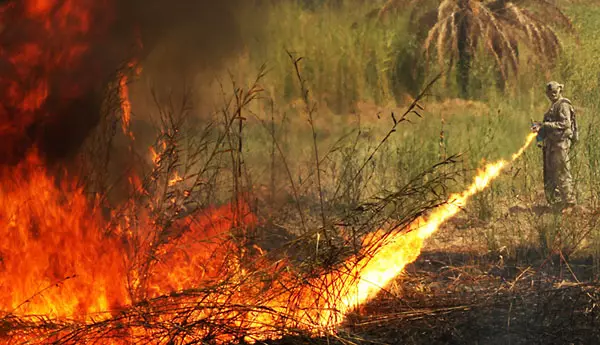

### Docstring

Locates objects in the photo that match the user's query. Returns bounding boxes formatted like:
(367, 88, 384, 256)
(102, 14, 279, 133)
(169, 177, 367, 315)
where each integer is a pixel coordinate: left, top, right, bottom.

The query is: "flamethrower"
(530, 119, 545, 146)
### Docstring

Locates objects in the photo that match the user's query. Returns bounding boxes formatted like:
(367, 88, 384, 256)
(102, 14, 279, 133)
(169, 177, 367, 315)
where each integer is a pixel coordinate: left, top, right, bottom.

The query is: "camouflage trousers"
(543, 140, 576, 207)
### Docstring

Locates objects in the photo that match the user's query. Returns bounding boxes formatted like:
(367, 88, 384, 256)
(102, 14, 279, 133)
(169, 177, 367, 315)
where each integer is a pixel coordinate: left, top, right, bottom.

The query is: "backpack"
(559, 98, 578, 144)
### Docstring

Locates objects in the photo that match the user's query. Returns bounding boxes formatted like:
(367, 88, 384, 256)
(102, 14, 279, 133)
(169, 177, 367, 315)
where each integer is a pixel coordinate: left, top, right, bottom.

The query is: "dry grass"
(0, 60, 462, 345)
(346, 257, 600, 344)
(5, 1, 600, 340)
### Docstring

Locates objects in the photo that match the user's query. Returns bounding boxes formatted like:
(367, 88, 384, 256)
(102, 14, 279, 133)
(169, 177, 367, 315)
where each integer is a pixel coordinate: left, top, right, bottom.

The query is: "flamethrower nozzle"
(530, 119, 544, 146)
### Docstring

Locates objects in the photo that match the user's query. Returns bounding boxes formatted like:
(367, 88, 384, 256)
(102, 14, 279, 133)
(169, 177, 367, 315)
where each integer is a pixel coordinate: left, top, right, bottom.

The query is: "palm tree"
(378, 0, 577, 98)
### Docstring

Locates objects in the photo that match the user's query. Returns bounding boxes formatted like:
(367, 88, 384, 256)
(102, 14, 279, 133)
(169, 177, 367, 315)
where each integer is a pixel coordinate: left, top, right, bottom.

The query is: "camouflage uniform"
(538, 82, 576, 207)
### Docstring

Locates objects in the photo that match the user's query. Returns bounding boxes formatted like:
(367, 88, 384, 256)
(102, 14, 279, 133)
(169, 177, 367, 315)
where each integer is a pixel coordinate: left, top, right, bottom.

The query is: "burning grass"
(2, 1, 599, 343)
(0, 92, 548, 344)
(1, 27, 585, 343)
(0, 33, 457, 341)
(4, 258, 600, 344)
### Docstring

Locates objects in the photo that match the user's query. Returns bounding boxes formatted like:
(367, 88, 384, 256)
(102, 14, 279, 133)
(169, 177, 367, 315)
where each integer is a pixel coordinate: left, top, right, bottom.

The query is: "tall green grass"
(230, 0, 600, 262)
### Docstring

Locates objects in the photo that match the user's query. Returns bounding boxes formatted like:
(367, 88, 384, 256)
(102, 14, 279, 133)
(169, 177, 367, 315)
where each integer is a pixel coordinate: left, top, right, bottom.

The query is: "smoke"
(117, 0, 248, 85)
(126, 0, 263, 126)
(0, 0, 257, 165)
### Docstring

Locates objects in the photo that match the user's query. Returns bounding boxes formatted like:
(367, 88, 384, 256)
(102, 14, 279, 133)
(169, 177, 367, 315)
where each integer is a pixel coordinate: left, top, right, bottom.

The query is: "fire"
(145, 201, 258, 294)
(119, 60, 143, 138)
(0, 0, 116, 163)
(0, 152, 130, 318)
(119, 73, 133, 136)
(0, 127, 536, 344)
(313, 132, 538, 325)
(0, 0, 541, 340)
(0, 155, 258, 331)
(0, 0, 123, 319)
(167, 171, 183, 187)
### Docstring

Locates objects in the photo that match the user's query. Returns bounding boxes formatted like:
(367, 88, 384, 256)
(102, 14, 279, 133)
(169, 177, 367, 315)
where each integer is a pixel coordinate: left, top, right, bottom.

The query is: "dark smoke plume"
(0, 0, 250, 166)
(116, 0, 248, 90)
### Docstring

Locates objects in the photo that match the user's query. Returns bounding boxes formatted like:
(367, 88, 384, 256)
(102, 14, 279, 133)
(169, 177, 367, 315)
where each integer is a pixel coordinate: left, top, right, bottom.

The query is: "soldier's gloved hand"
(531, 122, 542, 133)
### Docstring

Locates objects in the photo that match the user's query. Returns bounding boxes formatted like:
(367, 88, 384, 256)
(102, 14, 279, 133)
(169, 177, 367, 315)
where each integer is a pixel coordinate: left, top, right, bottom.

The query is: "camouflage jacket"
(542, 97, 574, 143)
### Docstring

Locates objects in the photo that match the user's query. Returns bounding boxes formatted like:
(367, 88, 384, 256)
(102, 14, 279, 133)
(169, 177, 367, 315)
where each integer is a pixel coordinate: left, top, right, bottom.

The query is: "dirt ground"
(269, 250, 600, 345)
(267, 202, 600, 345)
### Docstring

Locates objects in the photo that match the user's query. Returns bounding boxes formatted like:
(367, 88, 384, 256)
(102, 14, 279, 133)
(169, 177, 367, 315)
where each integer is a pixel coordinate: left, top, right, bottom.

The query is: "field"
(232, 0, 600, 342)
(220, 0, 600, 268)
(3, 0, 600, 344)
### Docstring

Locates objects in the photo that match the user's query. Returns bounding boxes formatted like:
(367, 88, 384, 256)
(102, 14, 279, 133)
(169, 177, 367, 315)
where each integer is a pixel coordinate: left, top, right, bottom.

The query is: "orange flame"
(119, 73, 133, 136)
(0, 124, 535, 343)
(0, 152, 130, 319)
(0, 0, 115, 160)
(313, 132, 538, 326)
(0, 0, 538, 331)
(0, 155, 256, 313)
(119, 60, 143, 139)
(167, 171, 183, 187)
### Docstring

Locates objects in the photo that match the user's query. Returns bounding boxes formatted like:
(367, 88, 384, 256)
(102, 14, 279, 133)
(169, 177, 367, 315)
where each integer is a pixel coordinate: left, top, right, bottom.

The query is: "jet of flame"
(0, 133, 537, 344)
(315, 132, 538, 326)
(0, 0, 541, 340)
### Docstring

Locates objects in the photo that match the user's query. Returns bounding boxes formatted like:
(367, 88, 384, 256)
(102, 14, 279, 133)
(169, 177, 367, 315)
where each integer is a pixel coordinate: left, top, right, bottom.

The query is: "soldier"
(532, 81, 577, 210)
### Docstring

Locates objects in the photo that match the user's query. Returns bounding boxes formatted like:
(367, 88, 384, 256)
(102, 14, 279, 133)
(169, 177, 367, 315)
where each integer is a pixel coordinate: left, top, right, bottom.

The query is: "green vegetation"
(227, 0, 600, 268)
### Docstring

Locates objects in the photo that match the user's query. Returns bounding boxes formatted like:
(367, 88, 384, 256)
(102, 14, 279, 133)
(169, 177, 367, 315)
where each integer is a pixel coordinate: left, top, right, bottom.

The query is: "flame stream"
(0, 133, 537, 344)
(0, 4, 544, 342)
(323, 132, 537, 325)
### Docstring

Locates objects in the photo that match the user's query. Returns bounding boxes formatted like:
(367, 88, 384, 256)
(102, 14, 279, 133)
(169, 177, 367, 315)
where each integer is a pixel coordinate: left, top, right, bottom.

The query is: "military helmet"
(546, 81, 563, 92)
